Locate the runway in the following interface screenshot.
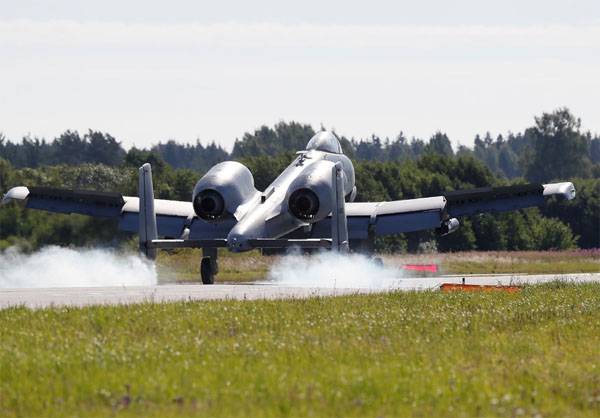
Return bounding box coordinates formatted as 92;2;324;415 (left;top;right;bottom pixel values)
1;272;599;309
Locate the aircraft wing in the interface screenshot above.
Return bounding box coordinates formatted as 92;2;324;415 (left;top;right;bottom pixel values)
311;182;576;240
2;181;576;242
0;186;234;239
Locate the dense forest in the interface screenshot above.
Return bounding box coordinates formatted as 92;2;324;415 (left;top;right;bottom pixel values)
0;108;598;253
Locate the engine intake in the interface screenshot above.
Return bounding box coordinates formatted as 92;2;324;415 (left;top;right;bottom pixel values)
288;188;320;221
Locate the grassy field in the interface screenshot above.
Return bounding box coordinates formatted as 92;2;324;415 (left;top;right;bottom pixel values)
385;249;600;275
158;249;600;283
1;282;600;417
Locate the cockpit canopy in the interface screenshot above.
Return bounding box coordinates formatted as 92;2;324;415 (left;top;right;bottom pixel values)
305;131;343;154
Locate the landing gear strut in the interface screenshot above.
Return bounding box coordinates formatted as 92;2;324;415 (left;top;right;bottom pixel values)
200;248;218;285
372;257;384;267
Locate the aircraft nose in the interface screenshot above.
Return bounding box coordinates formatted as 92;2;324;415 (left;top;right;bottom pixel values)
227;212;264;252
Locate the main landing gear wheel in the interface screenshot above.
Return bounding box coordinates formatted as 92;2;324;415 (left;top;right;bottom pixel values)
372;257;384;267
200;257;216;285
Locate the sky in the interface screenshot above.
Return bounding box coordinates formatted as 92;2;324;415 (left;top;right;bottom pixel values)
0;0;599;150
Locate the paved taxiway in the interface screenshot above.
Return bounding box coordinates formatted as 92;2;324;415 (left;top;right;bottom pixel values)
1;273;599;309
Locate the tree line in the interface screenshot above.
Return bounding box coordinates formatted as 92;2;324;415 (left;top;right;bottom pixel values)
0;108;598;252
2;108;599;181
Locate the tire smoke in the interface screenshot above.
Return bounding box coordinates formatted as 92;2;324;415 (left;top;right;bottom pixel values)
0;246;157;288
267;252;405;289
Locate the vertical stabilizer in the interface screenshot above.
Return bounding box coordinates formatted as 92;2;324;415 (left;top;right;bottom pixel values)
139;163;158;259
331;162;349;252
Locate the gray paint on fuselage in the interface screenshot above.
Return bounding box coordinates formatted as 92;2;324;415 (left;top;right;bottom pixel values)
227;148;354;251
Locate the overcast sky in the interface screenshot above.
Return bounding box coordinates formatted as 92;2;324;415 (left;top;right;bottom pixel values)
1;0;599;150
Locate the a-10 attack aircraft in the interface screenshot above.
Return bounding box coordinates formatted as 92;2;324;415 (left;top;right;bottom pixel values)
1;131;576;284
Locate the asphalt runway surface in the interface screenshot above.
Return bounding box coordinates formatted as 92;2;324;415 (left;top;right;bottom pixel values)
1;273;599;309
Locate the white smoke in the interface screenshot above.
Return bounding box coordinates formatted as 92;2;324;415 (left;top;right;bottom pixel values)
0;246;157;288
267;252;406;289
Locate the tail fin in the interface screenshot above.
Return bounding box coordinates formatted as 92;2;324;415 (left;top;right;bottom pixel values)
139;163;158;259
331;162;349;252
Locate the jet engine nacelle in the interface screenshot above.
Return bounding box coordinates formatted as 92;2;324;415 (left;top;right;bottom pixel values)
192;161;258;221
437;218;460;236
286;160;349;223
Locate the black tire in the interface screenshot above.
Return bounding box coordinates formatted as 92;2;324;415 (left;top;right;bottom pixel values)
372;257;384;267
201;257;215;285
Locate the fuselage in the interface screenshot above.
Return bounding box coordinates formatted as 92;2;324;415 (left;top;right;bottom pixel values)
225;133;355;251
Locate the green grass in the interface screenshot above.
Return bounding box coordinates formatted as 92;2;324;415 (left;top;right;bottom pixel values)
2;283;600;417
438;250;600;275
445;259;599;275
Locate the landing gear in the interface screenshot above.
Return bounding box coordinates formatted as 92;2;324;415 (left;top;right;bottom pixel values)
200;248;219;285
200;257;215;284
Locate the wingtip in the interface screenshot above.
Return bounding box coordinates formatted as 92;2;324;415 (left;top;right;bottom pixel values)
543;182;576;200
1;186;30;206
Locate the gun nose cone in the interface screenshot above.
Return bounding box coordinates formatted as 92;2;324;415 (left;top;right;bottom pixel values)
227;213;264;252
227;232;253;252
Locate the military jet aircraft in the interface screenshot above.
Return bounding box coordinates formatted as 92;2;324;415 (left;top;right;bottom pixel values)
1;131;576;284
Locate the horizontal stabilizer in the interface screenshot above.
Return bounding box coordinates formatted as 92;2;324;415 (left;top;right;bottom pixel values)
146;238;331;250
